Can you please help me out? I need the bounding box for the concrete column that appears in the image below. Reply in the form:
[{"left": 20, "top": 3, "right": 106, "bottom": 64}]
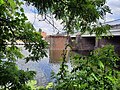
[
  {"left": 49, "top": 36, "right": 70, "bottom": 63},
  {"left": 76, "top": 34, "right": 81, "bottom": 43},
  {"left": 94, "top": 38, "right": 100, "bottom": 49}
]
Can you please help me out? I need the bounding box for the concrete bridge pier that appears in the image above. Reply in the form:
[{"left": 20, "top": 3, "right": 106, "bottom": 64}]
[{"left": 48, "top": 35, "right": 70, "bottom": 63}]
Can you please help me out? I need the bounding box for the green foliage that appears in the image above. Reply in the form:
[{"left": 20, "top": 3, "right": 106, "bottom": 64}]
[
  {"left": 0, "top": 0, "right": 4, "bottom": 5},
  {"left": 0, "top": 0, "right": 48, "bottom": 62},
  {"left": 5, "top": 46, "right": 24, "bottom": 62},
  {"left": 0, "top": 61, "right": 36, "bottom": 89},
  {"left": 26, "top": 80, "right": 53, "bottom": 90},
  {"left": 20, "top": 22, "right": 48, "bottom": 62},
  {"left": 52, "top": 45, "right": 120, "bottom": 90},
  {"left": 0, "top": 0, "right": 48, "bottom": 89},
  {"left": 0, "top": 0, "right": 116, "bottom": 90},
  {"left": 26, "top": 80, "right": 45, "bottom": 90},
  {"left": 25, "top": 0, "right": 111, "bottom": 36}
]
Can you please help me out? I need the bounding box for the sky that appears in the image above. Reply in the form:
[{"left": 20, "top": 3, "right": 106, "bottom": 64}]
[
  {"left": 22, "top": 3, "right": 63, "bottom": 35},
  {"left": 106, "top": 0, "right": 120, "bottom": 24},
  {"left": 23, "top": 0, "right": 120, "bottom": 35}
]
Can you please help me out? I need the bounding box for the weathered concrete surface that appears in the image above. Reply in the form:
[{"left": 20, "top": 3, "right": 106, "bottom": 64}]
[
  {"left": 48, "top": 35, "right": 70, "bottom": 63},
  {"left": 71, "top": 36, "right": 120, "bottom": 56},
  {"left": 70, "top": 35, "right": 95, "bottom": 55},
  {"left": 98, "top": 36, "right": 120, "bottom": 55},
  {"left": 47, "top": 34, "right": 120, "bottom": 56}
]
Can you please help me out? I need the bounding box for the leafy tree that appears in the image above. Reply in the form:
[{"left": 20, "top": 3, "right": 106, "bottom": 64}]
[
  {"left": 25, "top": 0, "right": 110, "bottom": 36},
  {"left": 24, "top": 0, "right": 120, "bottom": 90},
  {"left": 51, "top": 45, "right": 120, "bottom": 90},
  {"left": 0, "top": 0, "right": 120, "bottom": 90},
  {"left": 0, "top": 0, "right": 47, "bottom": 89}
]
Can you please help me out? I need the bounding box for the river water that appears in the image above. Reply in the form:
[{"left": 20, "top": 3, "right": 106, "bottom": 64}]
[{"left": 16, "top": 46, "right": 71, "bottom": 86}]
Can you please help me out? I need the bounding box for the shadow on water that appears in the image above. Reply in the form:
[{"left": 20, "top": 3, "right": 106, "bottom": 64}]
[{"left": 17, "top": 47, "right": 71, "bottom": 86}]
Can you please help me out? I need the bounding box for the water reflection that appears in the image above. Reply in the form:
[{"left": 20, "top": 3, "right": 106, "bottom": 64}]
[
  {"left": 49, "top": 50, "right": 69, "bottom": 63},
  {"left": 49, "top": 50, "right": 63, "bottom": 63},
  {"left": 17, "top": 47, "right": 70, "bottom": 86}
]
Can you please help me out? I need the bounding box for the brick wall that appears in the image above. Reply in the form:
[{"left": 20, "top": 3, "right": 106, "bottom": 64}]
[
  {"left": 49, "top": 35, "right": 69, "bottom": 50},
  {"left": 48, "top": 35, "right": 70, "bottom": 63}
]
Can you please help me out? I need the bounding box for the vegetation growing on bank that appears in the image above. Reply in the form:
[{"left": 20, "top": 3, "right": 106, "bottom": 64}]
[
  {"left": 0, "top": 0, "right": 120, "bottom": 90},
  {"left": 51, "top": 45, "right": 120, "bottom": 90},
  {"left": 0, "top": 0, "right": 47, "bottom": 89}
]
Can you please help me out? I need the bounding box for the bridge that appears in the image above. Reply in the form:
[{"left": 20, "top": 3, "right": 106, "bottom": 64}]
[
  {"left": 46, "top": 24, "right": 120, "bottom": 56},
  {"left": 70, "top": 24, "right": 120, "bottom": 55}
]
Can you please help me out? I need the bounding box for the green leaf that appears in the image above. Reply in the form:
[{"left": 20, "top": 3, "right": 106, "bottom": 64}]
[
  {"left": 46, "top": 82, "right": 53, "bottom": 89},
  {"left": 106, "top": 76, "right": 116, "bottom": 84},
  {"left": 98, "top": 60, "right": 104, "bottom": 69},
  {"left": 80, "top": 83, "right": 88, "bottom": 89},
  {"left": 20, "top": 8, "right": 24, "bottom": 12},
  {"left": 91, "top": 73, "right": 98, "bottom": 81},
  {"left": 0, "top": 0, "right": 4, "bottom": 5},
  {"left": 8, "top": 0, "right": 16, "bottom": 9}
]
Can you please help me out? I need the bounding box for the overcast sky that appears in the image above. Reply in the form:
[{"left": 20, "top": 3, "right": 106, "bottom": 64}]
[
  {"left": 23, "top": 0, "right": 120, "bottom": 35},
  {"left": 106, "top": 0, "right": 120, "bottom": 24}
]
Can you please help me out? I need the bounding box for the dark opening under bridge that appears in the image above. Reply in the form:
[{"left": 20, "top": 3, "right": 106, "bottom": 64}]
[{"left": 46, "top": 24, "right": 120, "bottom": 56}]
